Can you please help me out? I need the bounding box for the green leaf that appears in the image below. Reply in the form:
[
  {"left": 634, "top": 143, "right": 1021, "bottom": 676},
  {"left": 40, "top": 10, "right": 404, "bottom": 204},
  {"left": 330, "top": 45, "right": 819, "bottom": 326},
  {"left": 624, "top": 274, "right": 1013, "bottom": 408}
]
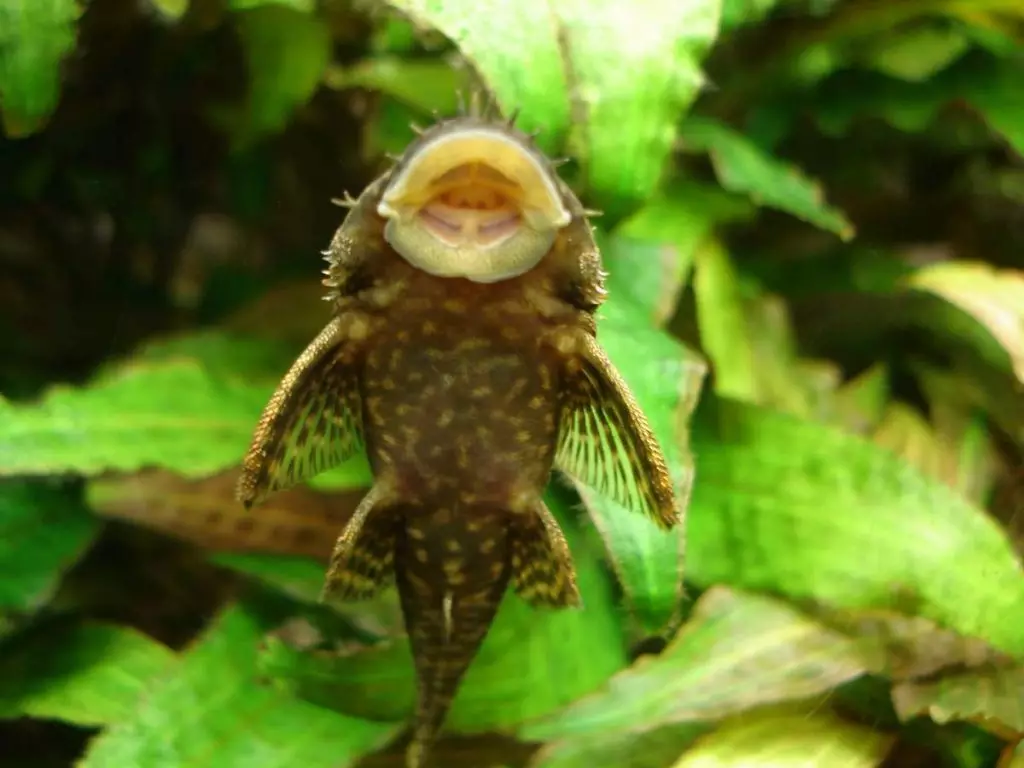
[
  {"left": 0, "top": 481, "right": 100, "bottom": 629},
  {"left": 0, "top": 334, "right": 287, "bottom": 478},
  {"left": 325, "top": 57, "right": 467, "bottom": 117},
  {"left": 893, "top": 664, "right": 1024, "bottom": 740},
  {"left": 0, "top": 0, "right": 80, "bottom": 137},
  {"left": 827, "top": 364, "right": 890, "bottom": 436},
  {"left": 908, "top": 261, "right": 1024, "bottom": 385},
  {"left": 530, "top": 722, "right": 709, "bottom": 768},
  {"left": 0, "top": 623, "right": 175, "bottom": 726},
  {"left": 811, "top": 70, "right": 949, "bottom": 136},
  {"left": 383, "top": 0, "right": 571, "bottom": 149},
  {"left": 958, "top": 55, "right": 1024, "bottom": 157},
  {"left": 693, "top": 238, "right": 759, "bottom": 402},
  {"left": 384, "top": 0, "right": 723, "bottom": 212},
  {"left": 215, "top": 553, "right": 328, "bottom": 604},
  {"left": 522, "top": 588, "right": 875, "bottom": 741},
  {"left": 686, "top": 395, "right": 1024, "bottom": 658},
  {"left": 220, "top": 4, "right": 331, "bottom": 148},
  {"left": 580, "top": 299, "right": 707, "bottom": 632},
  {"left": 80, "top": 603, "right": 399, "bottom": 768},
  {"left": 150, "top": 0, "right": 190, "bottom": 21},
  {"left": 807, "top": 53, "right": 1024, "bottom": 154},
  {"left": 557, "top": 0, "right": 722, "bottom": 214},
  {"left": 678, "top": 116, "right": 855, "bottom": 239},
  {"left": 669, "top": 706, "right": 895, "bottom": 767},
  {"left": 864, "top": 25, "right": 970, "bottom": 83},
  {"left": 870, "top": 398, "right": 997, "bottom": 509},
  {"left": 259, "top": 489, "right": 630, "bottom": 731},
  {"left": 721, "top": 0, "right": 779, "bottom": 31},
  {"left": 603, "top": 181, "right": 753, "bottom": 327},
  {"left": 230, "top": 0, "right": 314, "bottom": 9}
]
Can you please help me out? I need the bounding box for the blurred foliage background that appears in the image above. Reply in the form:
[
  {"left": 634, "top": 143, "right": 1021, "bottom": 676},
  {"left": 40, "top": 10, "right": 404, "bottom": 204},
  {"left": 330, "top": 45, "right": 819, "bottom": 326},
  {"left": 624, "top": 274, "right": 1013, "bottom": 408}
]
[{"left": 1, "top": 0, "right": 1023, "bottom": 766}]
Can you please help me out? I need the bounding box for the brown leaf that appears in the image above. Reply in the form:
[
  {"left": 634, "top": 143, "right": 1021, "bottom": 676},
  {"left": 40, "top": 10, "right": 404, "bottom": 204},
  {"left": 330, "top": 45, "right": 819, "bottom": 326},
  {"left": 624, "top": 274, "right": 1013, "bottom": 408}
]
[
  {"left": 893, "top": 663, "right": 1024, "bottom": 740},
  {"left": 812, "top": 605, "right": 1009, "bottom": 682},
  {"left": 88, "top": 467, "right": 362, "bottom": 560}
]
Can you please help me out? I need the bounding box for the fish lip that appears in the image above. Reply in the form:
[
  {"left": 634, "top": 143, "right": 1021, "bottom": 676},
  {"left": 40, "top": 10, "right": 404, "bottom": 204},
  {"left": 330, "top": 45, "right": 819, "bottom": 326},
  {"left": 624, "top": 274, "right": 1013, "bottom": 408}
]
[{"left": 376, "top": 125, "right": 571, "bottom": 231}]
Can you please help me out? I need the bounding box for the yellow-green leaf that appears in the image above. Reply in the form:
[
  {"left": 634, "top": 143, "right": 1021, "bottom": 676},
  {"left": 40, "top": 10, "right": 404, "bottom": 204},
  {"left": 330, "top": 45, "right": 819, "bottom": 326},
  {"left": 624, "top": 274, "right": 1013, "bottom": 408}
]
[
  {"left": 679, "top": 116, "right": 855, "bottom": 239},
  {"left": 80, "top": 604, "right": 399, "bottom": 768},
  {"left": 0, "top": 0, "right": 80, "bottom": 137},
  {"left": 521, "top": 588, "right": 876, "bottom": 741},
  {"left": 908, "top": 261, "right": 1024, "bottom": 385},
  {"left": 670, "top": 706, "right": 895, "bottom": 767}
]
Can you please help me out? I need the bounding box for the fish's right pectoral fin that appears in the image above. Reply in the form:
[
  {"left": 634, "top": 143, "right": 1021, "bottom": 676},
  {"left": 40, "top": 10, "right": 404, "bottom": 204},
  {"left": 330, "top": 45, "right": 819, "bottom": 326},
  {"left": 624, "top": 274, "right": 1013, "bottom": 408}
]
[
  {"left": 511, "top": 501, "right": 582, "bottom": 608},
  {"left": 237, "top": 318, "right": 366, "bottom": 509},
  {"left": 321, "top": 484, "right": 397, "bottom": 602}
]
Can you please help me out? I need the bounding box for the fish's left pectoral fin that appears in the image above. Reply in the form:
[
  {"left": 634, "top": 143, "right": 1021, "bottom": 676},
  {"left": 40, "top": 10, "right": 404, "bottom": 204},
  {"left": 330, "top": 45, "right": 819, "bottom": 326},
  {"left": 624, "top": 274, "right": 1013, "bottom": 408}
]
[
  {"left": 237, "top": 318, "right": 366, "bottom": 509},
  {"left": 321, "top": 484, "right": 397, "bottom": 602},
  {"left": 511, "top": 501, "right": 582, "bottom": 608},
  {"left": 554, "top": 332, "right": 679, "bottom": 530}
]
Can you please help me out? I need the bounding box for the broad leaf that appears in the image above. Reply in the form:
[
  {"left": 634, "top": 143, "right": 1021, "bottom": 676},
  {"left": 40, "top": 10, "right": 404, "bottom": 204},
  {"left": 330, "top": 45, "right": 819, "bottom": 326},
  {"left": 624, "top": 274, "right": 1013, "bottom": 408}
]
[
  {"left": 383, "top": 0, "right": 570, "bottom": 149},
  {"left": 669, "top": 706, "right": 895, "bottom": 767},
  {"left": 693, "top": 237, "right": 759, "bottom": 402},
  {"left": 581, "top": 299, "right": 707, "bottom": 632},
  {"left": 864, "top": 25, "right": 970, "bottom": 83},
  {"left": 258, "top": 489, "right": 630, "bottom": 731},
  {"left": 80, "top": 603, "right": 399, "bottom": 768},
  {"left": 0, "top": 334, "right": 290, "bottom": 478},
  {"left": 522, "top": 588, "right": 875, "bottom": 741},
  {"left": 721, "top": 0, "right": 779, "bottom": 31},
  {"left": 530, "top": 722, "right": 708, "bottom": 768},
  {"left": 957, "top": 53, "right": 1024, "bottom": 157},
  {"left": 678, "top": 116, "right": 854, "bottom": 239},
  {"left": 325, "top": 57, "right": 466, "bottom": 117},
  {"left": 893, "top": 663, "right": 1024, "bottom": 740},
  {"left": 556, "top": 0, "right": 722, "bottom": 214},
  {"left": 384, "top": 0, "right": 722, "bottom": 212},
  {"left": 87, "top": 468, "right": 361, "bottom": 560},
  {"left": 908, "top": 261, "right": 1024, "bottom": 385},
  {"left": 0, "top": 0, "right": 80, "bottom": 137},
  {"left": 221, "top": 5, "right": 331, "bottom": 148},
  {"left": 827, "top": 364, "right": 890, "bottom": 436},
  {"left": 603, "top": 182, "right": 753, "bottom": 327},
  {"left": 230, "top": 0, "right": 314, "bottom": 9},
  {"left": 687, "top": 395, "right": 1024, "bottom": 657},
  {"left": 0, "top": 481, "right": 100, "bottom": 632},
  {"left": 150, "top": 0, "right": 189, "bottom": 20},
  {"left": 807, "top": 53, "right": 1024, "bottom": 155},
  {"left": 0, "top": 623, "right": 174, "bottom": 726}
]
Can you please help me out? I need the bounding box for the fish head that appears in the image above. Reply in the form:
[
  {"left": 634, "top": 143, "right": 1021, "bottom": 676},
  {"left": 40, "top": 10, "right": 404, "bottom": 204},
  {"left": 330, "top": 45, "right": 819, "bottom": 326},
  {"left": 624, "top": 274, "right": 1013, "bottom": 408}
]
[{"left": 375, "top": 116, "right": 575, "bottom": 284}]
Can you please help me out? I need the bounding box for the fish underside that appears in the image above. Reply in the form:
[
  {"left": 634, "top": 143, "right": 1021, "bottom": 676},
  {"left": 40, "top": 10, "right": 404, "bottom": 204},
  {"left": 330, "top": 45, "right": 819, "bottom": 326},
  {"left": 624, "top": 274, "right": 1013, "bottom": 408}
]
[{"left": 237, "top": 105, "right": 679, "bottom": 768}]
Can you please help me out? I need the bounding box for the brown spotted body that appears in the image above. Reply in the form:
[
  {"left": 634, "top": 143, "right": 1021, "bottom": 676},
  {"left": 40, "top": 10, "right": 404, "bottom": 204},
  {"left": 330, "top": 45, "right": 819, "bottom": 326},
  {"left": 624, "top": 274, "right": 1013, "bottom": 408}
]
[{"left": 237, "top": 108, "right": 679, "bottom": 768}]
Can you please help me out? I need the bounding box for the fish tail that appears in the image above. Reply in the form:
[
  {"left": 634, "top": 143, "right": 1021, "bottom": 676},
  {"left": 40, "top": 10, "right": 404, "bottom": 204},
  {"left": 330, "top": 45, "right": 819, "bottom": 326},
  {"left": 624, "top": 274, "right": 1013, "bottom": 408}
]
[{"left": 396, "top": 510, "right": 512, "bottom": 768}]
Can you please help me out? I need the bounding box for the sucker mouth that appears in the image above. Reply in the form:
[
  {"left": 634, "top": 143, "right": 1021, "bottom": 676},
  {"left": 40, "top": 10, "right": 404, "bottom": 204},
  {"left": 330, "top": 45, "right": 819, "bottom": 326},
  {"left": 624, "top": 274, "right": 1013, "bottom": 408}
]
[
  {"left": 416, "top": 162, "right": 524, "bottom": 247},
  {"left": 376, "top": 123, "right": 571, "bottom": 282}
]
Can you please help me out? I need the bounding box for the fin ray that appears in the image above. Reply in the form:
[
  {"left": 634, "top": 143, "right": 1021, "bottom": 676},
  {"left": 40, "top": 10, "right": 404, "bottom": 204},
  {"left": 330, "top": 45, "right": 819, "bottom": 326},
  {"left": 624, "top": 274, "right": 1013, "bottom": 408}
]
[
  {"left": 554, "top": 332, "right": 678, "bottom": 529},
  {"left": 237, "top": 319, "right": 364, "bottom": 508},
  {"left": 511, "top": 501, "right": 581, "bottom": 607},
  {"left": 321, "top": 484, "right": 396, "bottom": 601}
]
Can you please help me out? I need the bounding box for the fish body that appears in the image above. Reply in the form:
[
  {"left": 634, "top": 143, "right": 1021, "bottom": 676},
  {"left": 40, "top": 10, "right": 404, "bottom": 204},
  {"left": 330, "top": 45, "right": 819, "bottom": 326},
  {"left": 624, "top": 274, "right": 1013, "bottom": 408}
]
[{"left": 238, "top": 108, "right": 678, "bottom": 767}]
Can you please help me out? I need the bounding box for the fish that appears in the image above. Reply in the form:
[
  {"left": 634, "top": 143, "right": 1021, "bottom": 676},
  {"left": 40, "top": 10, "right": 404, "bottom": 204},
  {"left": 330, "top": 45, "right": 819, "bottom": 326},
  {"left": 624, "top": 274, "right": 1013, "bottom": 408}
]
[{"left": 236, "top": 98, "right": 679, "bottom": 768}]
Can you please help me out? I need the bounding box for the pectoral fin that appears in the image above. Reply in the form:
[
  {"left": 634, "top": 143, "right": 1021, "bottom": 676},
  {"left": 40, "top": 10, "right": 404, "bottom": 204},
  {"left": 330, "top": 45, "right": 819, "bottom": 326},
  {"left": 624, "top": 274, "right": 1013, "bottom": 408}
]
[
  {"left": 237, "top": 318, "right": 365, "bottom": 509},
  {"left": 510, "top": 500, "right": 581, "bottom": 608},
  {"left": 321, "top": 484, "right": 398, "bottom": 601},
  {"left": 554, "top": 331, "right": 679, "bottom": 530}
]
